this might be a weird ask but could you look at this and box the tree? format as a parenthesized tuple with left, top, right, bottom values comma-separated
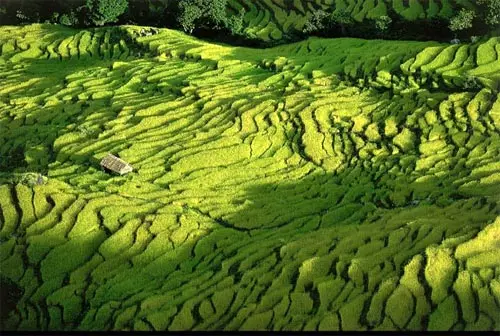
(178, 1, 203, 33)
(303, 9, 329, 34)
(225, 8, 246, 35)
(330, 9, 353, 36)
(375, 15, 392, 33)
(86, 0, 128, 26)
(449, 9, 475, 34)
(205, 0, 227, 29)
(59, 11, 79, 26)
(477, 0, 500, 26)
(178, 0, 245, 36)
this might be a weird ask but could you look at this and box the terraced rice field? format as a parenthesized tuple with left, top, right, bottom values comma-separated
(0, 23, 499, 331)
(230, 0, 473, 41)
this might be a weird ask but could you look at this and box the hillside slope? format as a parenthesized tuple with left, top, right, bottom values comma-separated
(0, 24, 499, 331)
(228, 0, 475, 41)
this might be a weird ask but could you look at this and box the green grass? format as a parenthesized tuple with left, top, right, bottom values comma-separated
(0, 23, 499, 332)
(197, 0, 477, 42)
(400, 0, 426, 20)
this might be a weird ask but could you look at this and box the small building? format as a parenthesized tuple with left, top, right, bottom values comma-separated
(100, 153, 133, 175)
(36, 174, 45, 185)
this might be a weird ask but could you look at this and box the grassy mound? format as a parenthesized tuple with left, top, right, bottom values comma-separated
(0, 24, 499, 331)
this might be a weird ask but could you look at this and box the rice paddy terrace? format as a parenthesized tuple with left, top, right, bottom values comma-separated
(0, 23, 499, 331)
(231, 0, 474, 41)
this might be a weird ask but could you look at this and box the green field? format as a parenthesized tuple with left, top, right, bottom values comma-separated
(230, 0, 475, 41)
(0, 23, 499, 331)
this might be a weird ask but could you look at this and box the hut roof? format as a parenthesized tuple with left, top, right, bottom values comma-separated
(100, 153, 133, 175)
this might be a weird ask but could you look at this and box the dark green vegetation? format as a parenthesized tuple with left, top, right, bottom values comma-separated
(86, 0, 129, 26)
(1, 0, 499, 45)
(0, 23, 499, 331)
(449, 9, 476, 35)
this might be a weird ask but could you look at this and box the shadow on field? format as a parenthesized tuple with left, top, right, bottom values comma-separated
(225, 155, 498, 231)
(0, 44, 293, 183)
(0, 275, 24, 330)
(1, 162, 498, 331)
(0, 56, 115, 176)
(0, 56, 162, 181)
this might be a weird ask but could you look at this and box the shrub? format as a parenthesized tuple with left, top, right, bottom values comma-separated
(478, 0, 500, 27)
(178, 0, 226, 33)
(463, 76, 482, 90)
(449, 9, 476, 34)
(393, 128, 416, 152)
(120, 0, 156, 26)
(49, 12, 60, 23)
(302, 9, 329, 34)
(427, 295, 458, 330)
(339, 293, 369, 330)
(15, 9, 32, 24)
(375, 15, 392, 33)
(168, 302, 195, 330)
(330, 9, 353, 36)
(177, 0, 245, 36)
(385, 286, 414, 328)
(226, 8, 246, 35)
(86, 0, 128, 26)
(59, 11, 79, 26)
(178, 1, 203, 33)
(424, 246, 457, 305)
(452, 271, 477, 323)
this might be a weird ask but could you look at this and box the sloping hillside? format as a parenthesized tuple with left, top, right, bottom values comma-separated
(228, 0, 475, 41)
(0, 24, 499, 331)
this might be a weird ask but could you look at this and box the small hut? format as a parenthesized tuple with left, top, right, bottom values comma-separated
(100, 153, 133, 175)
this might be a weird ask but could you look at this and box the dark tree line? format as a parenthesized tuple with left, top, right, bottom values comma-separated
(0, 0, 244, 32)
(0, 0, 258, 45)
(0, 0, 498, 46)
(0, 0, 128, 27)
(302, 1, 499, 42)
